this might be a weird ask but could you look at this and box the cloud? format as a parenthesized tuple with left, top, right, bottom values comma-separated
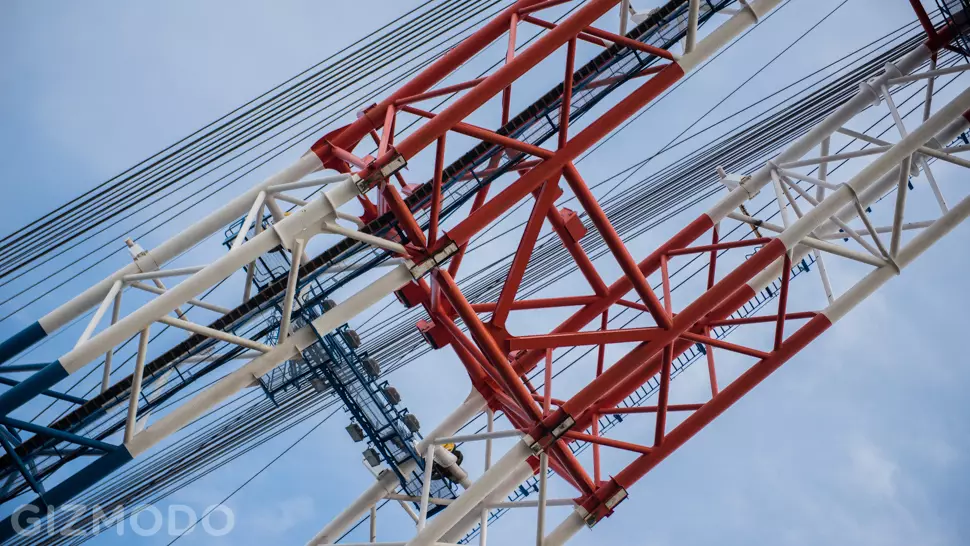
(249, 495, 317, 536)
(845, 436, 898, 500)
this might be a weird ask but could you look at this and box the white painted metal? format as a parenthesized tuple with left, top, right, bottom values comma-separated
(125, 262, 415, 460)
(243, 202, 265, 302)
(745, 113, 970, 299)
(181, 350, 262, 364)
(776, 86, 970, 251)
(321, 221, 408, 255)
(417, 443, 436, 530)
(273, 193, 309, 207)
(76, 280, 122, 348)
(407, 441, 534, 546)
(101, 287, 123, 394)
(686, 0, 700, 53)
(38, 154, 324, 333)
(542, 512, 586, 546)
(434, 430, 522, 445)
(156, 315, 273, 353)
(536, 453, 549, 546)
(277, 238, 306, 343)
(124, 327, 150, 444)
(232, 191, 267, 251)
(128, 281, 231, 314)
(122, 266, 206, 282)
(54, 174, 360, 374)
(267, 173, 350, 193)
(619, 0, 631, 36)
(888, 62, 970, 84)
(370, 505, 377, 543)
(306, 390, 486, 545)
(824, 190, 970, 323)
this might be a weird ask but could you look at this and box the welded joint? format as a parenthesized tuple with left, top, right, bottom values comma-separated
(733, 172, 760, 200)
(925, 136, 944, 150)
(882, 62, 904, 88)
(127, 241, 160, 274)
(271, 194, 339, 251)
(842, 182, 901, 274)
(738, 0, 766, 21)
(407, 242, 459, 279)
(858, 79, 883, 107)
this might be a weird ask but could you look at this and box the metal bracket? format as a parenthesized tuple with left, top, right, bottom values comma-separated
(738, 0, 763, 22)
(551, 415, 575, 439)
(355, 154, 408, 193)
(126, 239, 160, 273)
(522, 414, 575, 457)
(858, 79, 883, 107)
(575, 487, 628, 528)
(407, 242, 459, 279)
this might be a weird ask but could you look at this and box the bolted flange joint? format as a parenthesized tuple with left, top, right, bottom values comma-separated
(407, 241, 459, 280)
(354, 153, 408, 194)
(576, 479, 629, 528)
(522, 414, 576, 456)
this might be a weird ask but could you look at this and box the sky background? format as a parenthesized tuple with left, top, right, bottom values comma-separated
(1, 0, 970, 545)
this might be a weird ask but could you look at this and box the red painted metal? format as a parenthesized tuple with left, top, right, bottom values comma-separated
(508, 327, 662, 350)
(704, 326, 719, 397)
(428, 136, 446, 247)
(518, 0, 577, 17)
(305, 0, 822, 504)
(543, 349, 554, 416)
(394, 77, 487, 106)
(302, 1, 965, 526)
(562, 164, 672, 328)
(398, 105, 554, 158)
(560, 38, 577, 149)
(609, 314, 833, 490)
(909, 0, 939, 43)
(521, 15, 676, 59)
(520, 14, 611, 47)
(563, 431, 653, 455)
(492, 179, 563, 329)
(774, 253, 793, 351)
(666, 237, 773, 256)
(680, 331, 771, 360)
(470, 295, 599, 313)
(593, 311, 607, 485)
(601, 403, 704, 414)
(705, 312, 816, 327)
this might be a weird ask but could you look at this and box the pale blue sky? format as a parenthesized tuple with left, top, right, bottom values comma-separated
(1, 1, 969, 545)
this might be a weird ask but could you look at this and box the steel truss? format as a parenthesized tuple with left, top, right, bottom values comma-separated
(0, 0, 967, 545)
(307, 6, 970, 546)
(0, 0, 742, 538)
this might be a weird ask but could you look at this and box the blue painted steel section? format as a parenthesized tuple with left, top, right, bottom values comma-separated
(0, 377, 86, 406)
(0, 362, 68, 417)
(0, 417, 118, 454)
(0, 447, 133, 541)
(0, 323, 46, 367)
(0, 364, 52, 374)
(0, 429, 46, 502)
